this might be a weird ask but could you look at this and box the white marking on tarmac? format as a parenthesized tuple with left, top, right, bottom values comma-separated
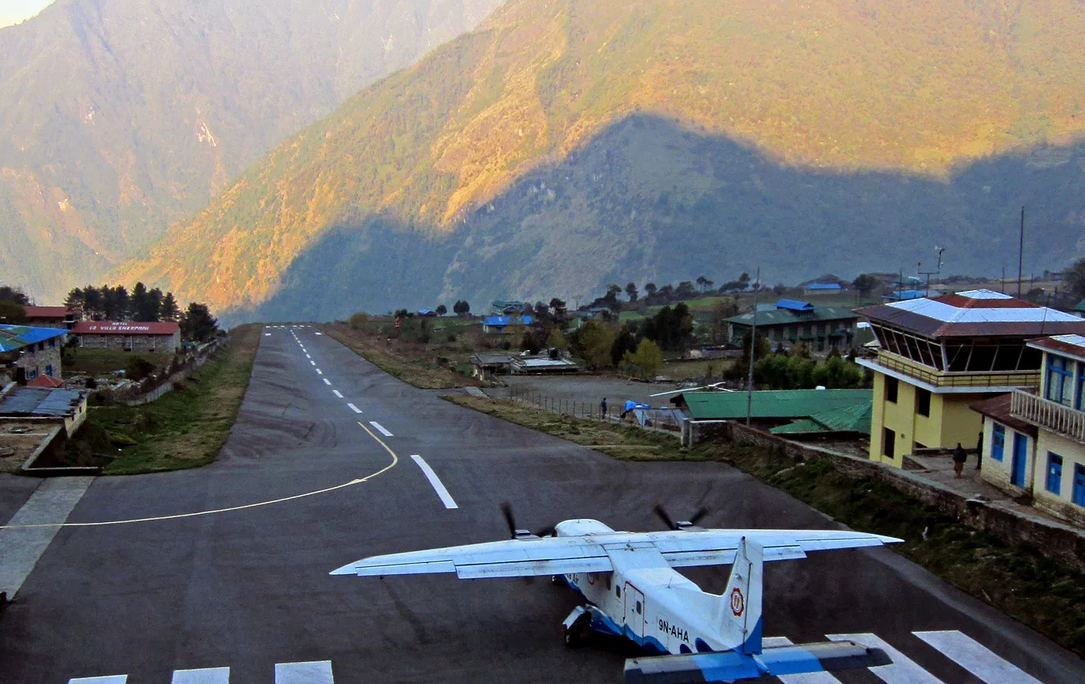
(310, 360, 316, 366)
(315, 332, 322, 336)
(275, 660, 333, 683)
(913, 631, 1041, 684)
(171, 667, 230, 684)
(762, 638, 842, 683)
(1, 477, 94, 597)
(410, 455, 458, 509)
(369, 421, 393, 437)
(347, 403, 362, 414)
(827, 634, 943, 684)
(306, 354, 311, 359)
(323, 378, 332, 386)
(316, 369, 323, 375)
(332, 390, 343, 398)
(69, 677, 127, 684)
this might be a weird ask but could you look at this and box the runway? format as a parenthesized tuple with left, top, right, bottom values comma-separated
(0, 324, 1081, 683)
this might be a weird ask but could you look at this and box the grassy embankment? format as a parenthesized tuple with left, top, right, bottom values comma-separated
(445, 394, 1085, 659)
(55, 325, 260, 475)
(63, 348, 172, 377)
(322, 322, 483, 390)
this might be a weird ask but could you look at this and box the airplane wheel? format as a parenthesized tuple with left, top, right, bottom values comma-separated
(564, 614, 591, 649)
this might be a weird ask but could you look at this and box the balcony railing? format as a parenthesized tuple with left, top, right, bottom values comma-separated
(873, 352, 1040, 389)
(1011, 390, 1085, 443)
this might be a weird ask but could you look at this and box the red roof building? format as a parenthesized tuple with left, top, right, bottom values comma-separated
(72, 321, 181, 353)
(23, 306, 80, 328)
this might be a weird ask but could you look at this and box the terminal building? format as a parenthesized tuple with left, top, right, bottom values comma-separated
(856, 290, 1085, 468)
(72, 321, 181, 353)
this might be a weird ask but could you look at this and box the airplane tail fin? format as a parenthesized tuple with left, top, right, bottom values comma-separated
(717, 536, 763, 655)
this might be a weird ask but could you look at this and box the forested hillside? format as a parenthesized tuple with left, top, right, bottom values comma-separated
(112, 0, 1085, 320)
(0, 0, 503, 299)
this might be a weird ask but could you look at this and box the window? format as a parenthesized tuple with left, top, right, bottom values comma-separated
(883, 428, 895, 459)
(916, 388, 931, 417)
(1077, 364, 1085, 411)
(991, 424, 1005, 462)
(636, 600, 642, 615)
(1073, 464, 1085, 508)
(885, 377, 898, 403)
(1046, 356, 1075, 406)
(1046, 453, 1063, 495)
(615, 586, 621, 598)
(45, 365, 53, 377)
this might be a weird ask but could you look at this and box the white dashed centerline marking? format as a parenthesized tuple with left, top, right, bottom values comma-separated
(306, 354, 311, 359)
(310, 360, 316, 366)
(347, 404, 362, 414)
(369, 421, 393, 437)
(913, 631, 1041, 684)
(410, 455, 458, 509)
(316, 369, 323, 375)
(332, 390, 343, 398)
(274, 660, 333, 683)
(323, 378, 331, 386)
(69, 677, 127, 684)
(171, 667, 230, 684)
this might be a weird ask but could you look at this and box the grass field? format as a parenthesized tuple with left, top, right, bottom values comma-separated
(54, 325, 260, 474)
(63, 348, 173, 377)
(447, 393, 1085, 659)
(322, 323, 482, 389)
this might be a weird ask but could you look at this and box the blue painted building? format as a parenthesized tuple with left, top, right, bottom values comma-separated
(0, 324, 68, 384)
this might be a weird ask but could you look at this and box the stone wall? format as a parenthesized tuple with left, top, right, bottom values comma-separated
(688, 418, 1085, 573)
(78, 331, 180, 352)
(16, 344, 62, 380)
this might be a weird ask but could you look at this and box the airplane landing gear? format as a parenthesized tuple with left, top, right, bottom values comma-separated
(562, 606, 592, 649)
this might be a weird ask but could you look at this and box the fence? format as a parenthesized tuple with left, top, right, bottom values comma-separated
(506, 385, 683, 432)
(114, 340, 221, 406)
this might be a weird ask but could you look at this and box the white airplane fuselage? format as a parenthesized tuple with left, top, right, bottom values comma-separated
(557, 519, 756, 656)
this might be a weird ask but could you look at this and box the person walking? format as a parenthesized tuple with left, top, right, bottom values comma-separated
(600, 397, 607, 418)
(952, 442, 967, 478)
(975, 431, 983, 470)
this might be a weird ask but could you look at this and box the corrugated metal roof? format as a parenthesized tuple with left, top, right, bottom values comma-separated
(771, 401, 872, 435)
(680, 389, 871, 420)
(0, 387, 85, 417)
(1028, 334, 1085, 363)
(804, 283, 842, 290)
(0, 324, 67, 351)
(725, 306, 858, 327)
(776, 299, 815, 311)
(73, 321, 179, 335)
(23, 306, 70, 318)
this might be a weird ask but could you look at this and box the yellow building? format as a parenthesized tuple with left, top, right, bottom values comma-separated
(856, 290, 1085, 468)
(973, 335, 1085, 527)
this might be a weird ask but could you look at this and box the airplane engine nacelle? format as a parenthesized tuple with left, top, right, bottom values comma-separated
(555, 519, 616, 537)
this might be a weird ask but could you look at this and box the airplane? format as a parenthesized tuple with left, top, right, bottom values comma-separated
(331, 504, 900, 683)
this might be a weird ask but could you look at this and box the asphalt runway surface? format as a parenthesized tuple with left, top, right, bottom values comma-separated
(1, 325, 1082, 683)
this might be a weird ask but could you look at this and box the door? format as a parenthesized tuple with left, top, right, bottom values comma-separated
(1011, 433, 1028, 487)
(624, 583, 646, 641)
(1073, 464, 1085, 508)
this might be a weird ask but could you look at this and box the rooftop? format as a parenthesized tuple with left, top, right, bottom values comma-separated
(0, 387, 86, 418)
(23, 306, 72, 319)
(0, 324, 68, 352)
(72, 321, 180, 335)
(858, 289, 1085, 338)
(1027, 334, 1085, 363)
(676, 389, 871, 421)
(725, 302, 859, 327)
(770, 401, 873, 436)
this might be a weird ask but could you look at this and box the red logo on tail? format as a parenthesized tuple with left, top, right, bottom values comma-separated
(730, 588, 745, 617)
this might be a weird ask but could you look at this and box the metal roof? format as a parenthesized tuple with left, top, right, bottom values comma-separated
(679, 389, 871, 420)
(0, 387, 85, 417)
(72, 321, 179, 335)
(0, 324, 68, 352)
(725, 306, 858, 328)
(770, 401, 872, 436)
(23, 306, 71, 318)
(1027, 334, 1085, 364)
(804, 283, 842, 290)
(775, 299, 815, 311)
(858, 289, 1085, 338)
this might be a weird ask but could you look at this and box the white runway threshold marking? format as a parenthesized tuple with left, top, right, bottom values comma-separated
(323, 378, 332, 386)
(275, 660, 333, 683)
(827, 634, 943, 684)
(762, 637, 842, 683)
(913, 631, 1042, 684)
(69, 677, 126, 684)
(410, 455, 458, 509)
(369, 421, 393, 437)
(347, 403, 362, 414)
(332, 390, 343, 398)
(171, 667, 230, 684)
(1, 477, 94, 598)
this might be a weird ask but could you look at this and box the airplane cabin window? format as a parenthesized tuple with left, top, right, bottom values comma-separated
(616, 586, 621, 598)
(636, 601, 642, 614)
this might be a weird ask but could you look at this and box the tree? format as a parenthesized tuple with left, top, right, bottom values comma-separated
(676, 281, 697, 299)
(180, 302, 218, 343)
(131, 282, 161, 322)
(0, 286, 29, 305)
(773, 283, 787, 296)
(625, 282, 638, 302)
(348, 312, 369, 330)
(574, 320, 615, 370)
(453, 300, 470, 316)
(103, 285, 129, 320)
(710, 298, 740, 344)
(1063, 257, 1085, 300)
(548, 298, 567, 324)
(604, 284, 622, 309)
(853, 273, 879, 300)
(623, 338, 662, 380)
(160, 292, 181, 321)
(644, 282, 657, 298)
(545, 327, 566, 351)
(64, 287, 85, 313)
(435, 304, 447, 316)
(739, 272, 750, 289)
(0, 300, 26, 324)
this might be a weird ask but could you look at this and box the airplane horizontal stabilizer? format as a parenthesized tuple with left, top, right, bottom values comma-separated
(623, 641, 891, 684)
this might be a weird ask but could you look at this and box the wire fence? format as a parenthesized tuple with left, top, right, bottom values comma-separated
(507, 384, 684, 432)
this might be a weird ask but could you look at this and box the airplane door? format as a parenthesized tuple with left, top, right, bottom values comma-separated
(624, 583, 645, 640)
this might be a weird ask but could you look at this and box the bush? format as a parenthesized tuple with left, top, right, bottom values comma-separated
(348, 312, 369, 330)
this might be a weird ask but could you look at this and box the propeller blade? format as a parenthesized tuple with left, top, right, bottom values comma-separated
(500, 502, 518, 538)
(688, 506, 710, 526)
(653, 504, 676, 530)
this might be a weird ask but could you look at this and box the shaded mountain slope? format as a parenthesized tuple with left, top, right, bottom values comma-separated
(0, 0, 503, 299)
(113, 0, 1085, 317)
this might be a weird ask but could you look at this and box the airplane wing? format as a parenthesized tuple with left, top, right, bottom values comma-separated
(651, 529, 901, 568)
(330, 536, 614, 579)
(331, 528, 900, 580)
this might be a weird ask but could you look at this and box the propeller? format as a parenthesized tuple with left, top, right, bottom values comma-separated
(654, 503, 710, 530)
(500, 502, 556, 539)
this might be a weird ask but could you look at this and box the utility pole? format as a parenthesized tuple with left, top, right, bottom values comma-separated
(746, 267, 760, 427)
(1018, 206, 1025, 298)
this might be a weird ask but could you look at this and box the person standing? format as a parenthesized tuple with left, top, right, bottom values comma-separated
(952, 442, 967, 478)
(975, 431, 983, 470)
(600, 397, 607, 418)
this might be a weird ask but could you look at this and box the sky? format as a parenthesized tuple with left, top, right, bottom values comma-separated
(0, 0, 57, 28)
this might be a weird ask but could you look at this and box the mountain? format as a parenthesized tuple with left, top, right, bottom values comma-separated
(0, 0, 504, 300)
(113, 0, 1085, 320)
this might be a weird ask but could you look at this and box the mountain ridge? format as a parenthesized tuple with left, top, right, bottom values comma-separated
(111, 0, 1085, 318)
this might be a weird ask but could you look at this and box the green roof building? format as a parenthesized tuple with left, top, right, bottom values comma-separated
(725, 300, 859, 353)
(675, 389, 871, 421)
